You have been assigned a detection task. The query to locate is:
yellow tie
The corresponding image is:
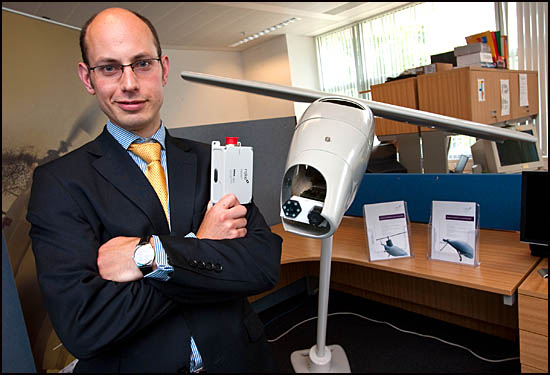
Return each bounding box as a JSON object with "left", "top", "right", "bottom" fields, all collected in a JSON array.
[{"left": 128, "top": 142, "right": 169, "bottom": 221}]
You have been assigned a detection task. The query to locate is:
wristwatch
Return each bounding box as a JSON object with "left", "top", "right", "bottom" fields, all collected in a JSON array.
[{"left": 133, "top": 235, "right": 155, "bottom": 275}]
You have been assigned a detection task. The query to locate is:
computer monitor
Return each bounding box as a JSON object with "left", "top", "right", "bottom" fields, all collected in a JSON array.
[
  {"left": 520, "top": 171, "right": 549, "bottom": 256},
  {"left": 451, "top": 154, "right": 469, "bottom": 173},
  {"left": 470, "top": 124, "right": 544, "bottom": 173}
]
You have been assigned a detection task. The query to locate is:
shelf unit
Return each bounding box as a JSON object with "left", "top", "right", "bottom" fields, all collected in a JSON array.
[
  {"left": 370, "top": 67, "right": 539, "bottom": 136},
  {"left": 417, "top": 67, "right": 539, "bottom": 125},
  {"left": 369, "top": 67, "right": 539, "bottom": 173}
]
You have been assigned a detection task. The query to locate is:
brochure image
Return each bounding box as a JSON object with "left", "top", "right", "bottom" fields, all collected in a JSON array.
[
  {"left": 430, "top": 201, "right": 478, "bottom": 265},
  {"left": 363, "top": 201, "right": 412, "bottom": 261}
]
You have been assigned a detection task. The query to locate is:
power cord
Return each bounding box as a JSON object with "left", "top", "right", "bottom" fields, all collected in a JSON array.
[{"left": 266, "top": 310, "right": 519, "bottom": 363}]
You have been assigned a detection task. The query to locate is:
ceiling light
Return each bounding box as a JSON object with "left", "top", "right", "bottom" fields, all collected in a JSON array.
[{"left": 229, "top": 17, "right": 301, "bottom": 47}]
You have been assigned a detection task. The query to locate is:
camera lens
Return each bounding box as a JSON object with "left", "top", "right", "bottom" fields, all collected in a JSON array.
[
  {"left": 282, "top": 199, "right": 301, "bottom": 218},
  {"left": 307, "top": 206, "right": 325, "bottom": 227}
]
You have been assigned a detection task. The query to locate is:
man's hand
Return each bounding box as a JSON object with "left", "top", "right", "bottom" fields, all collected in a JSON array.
[
  {"left": 97, "top": 236, "right": 147, "bottom": 282},
  {"left": 196, "top": 193, "right": 247, "bottom": 240}
]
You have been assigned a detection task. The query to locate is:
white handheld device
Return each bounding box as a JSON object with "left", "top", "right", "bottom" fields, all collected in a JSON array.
[{"left": 211, "top": 137, "right": 253, "bottom": 204}]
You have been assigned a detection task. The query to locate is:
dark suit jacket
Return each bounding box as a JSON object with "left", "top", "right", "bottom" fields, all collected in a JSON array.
[{"left": 26, "top": 127, "right": 282, "bottom": 373}]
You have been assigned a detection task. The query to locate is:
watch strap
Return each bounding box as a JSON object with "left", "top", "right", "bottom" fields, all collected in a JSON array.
[
  {"left": 138, "top": 264, "right": 153, "bottom": 276},
  {"left": 138, "top": 235, "right": 152, "bottom": 246}
]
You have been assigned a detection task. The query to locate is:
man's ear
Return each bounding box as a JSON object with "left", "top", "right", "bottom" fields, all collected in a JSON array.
[
  {"left": 78, "top": 62, "right": 96, "bottom": 95},
  {"left": 161, "top": 55, "right": 170, "bottom": 87}
]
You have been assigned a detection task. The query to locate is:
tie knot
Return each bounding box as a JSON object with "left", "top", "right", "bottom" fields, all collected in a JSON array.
[{"left": 129, "top": 142, "right": 162, "bottom": 164}]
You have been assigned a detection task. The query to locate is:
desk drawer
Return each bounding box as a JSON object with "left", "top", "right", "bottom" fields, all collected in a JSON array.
[
  {"left": 522, "top": 363, "right": 547, "bottom": 373},
  {"left": 520, "top": 329, "right": 548, "bottom": 371},
  {"left": 519, "top": 294, "right": 548, "bottom": 336}
]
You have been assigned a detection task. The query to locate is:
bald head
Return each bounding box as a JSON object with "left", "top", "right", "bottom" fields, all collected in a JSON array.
[{"left": 79, "top": 8, "right": 162, "bottom": 66}]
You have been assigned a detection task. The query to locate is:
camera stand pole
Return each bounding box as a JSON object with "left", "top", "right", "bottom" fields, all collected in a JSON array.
[{"left": 290, "top": 235, "right": 351, "bottom": 373}]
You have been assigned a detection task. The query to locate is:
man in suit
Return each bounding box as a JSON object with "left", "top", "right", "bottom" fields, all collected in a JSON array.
[{"left": 26, "top": 7, "right": 282, "bottom": 373}]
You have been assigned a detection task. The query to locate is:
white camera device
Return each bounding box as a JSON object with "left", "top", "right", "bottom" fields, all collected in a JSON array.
[
  {"left": 211, "top": 137, "right": 253, "bottom": 204},
  {"left": 280, "top": 97, "right": 375, "bottom": 239},
  {"left": 281, "top": 195, "right": 326, "bottom": 228}
]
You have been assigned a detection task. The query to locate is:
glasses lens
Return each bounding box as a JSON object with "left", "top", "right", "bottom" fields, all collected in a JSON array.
[
  {"left": 98, "top": 65, "right": 121, "bottom": 77},
  {"left": 133, "top": 59, "right": 155, "bottom": 73}
]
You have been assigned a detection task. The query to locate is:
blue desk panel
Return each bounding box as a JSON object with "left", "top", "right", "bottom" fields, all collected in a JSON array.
[{"left": 346, "top": 174, "right": 521, "bottom": 231}]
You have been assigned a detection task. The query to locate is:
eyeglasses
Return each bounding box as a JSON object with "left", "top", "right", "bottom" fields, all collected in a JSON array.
[{"left": 88, "top": 58, "right": 161, "bottom": 79}]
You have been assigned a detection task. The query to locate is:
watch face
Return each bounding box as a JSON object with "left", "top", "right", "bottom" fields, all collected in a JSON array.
[{"left": 134, "top": 244, "right": 155, "bottom": 266}]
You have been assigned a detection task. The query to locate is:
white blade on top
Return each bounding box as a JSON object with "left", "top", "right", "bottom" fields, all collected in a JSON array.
[{"left": 181, "top": 71, "right": 536, "bottom": 143}]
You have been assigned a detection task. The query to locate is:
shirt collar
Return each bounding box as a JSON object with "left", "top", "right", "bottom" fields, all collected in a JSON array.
[{"left": 106, "top": 119, "right": 166, "bottom": 150}]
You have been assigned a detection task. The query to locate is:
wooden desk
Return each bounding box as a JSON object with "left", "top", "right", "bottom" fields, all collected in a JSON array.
[{"left": 264, "top": 216, "right": 541, "bottom": 340}]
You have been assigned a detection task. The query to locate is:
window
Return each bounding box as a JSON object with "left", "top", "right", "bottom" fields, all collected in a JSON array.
[{"left": 315, "top": 2, "right": 497, "bottom": 159}]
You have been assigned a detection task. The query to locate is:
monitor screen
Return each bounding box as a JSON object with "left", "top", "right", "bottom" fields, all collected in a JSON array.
[
  {"left": 520, "top": 171, "right": 549, "bottom": 247},
  {"left": 496, "top": 129, "right": 539, "bottom": 166},
  {"left": 470, "top": 124, "right": 544, "bottom": 173},
  {"left": 454, "top": 154, "right": 469, "bottom": 173}
]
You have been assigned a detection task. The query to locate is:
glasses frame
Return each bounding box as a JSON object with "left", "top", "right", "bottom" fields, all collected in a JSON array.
[{"left": 88, "top": 57, "right": 162, "bottom": 78}]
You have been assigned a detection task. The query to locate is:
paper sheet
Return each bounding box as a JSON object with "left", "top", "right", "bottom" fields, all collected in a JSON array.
[
  {"left": 500, "top": 79, "right": 510, "bottom": 116},
  {"left": 519, "top": 73, "right": 529, "bottom": 107},
  {"left": 477, "top": 79, "right": 485, "bottom": 102}
]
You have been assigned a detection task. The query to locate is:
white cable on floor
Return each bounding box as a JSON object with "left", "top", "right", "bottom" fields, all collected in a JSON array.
[{"left": 267, "top": 311, "right": 520, "bottom": 363}]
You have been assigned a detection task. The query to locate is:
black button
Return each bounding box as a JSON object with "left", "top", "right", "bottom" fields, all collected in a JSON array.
[
  {"left": 205, "top": 262, "right": 213, "bottom": 271},
  {"left": 198, "top": 261, "right": 206, "bottom": 270},
  {"left": 214, "top": 263, "right": 223, "bottom": 272},
  {"left": 188, "top": 259, "right": 198, "bottom": 268}
]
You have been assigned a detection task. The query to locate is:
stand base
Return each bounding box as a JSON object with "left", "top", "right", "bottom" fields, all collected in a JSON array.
[{"left": 290, "top": 345, "right": 351, "bottom": 373}]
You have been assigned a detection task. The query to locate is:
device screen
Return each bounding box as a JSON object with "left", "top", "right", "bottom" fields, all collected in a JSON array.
[
  {"left": 520, "top": 171, "right": 549, "bottom": 246},
  {"left": 497, "top": 129, "right": 539, "bottom": 166}
]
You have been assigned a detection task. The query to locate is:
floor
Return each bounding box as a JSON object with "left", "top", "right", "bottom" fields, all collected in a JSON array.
[{"left": 258, "top": 289, "right": 521, "bottom": 373}]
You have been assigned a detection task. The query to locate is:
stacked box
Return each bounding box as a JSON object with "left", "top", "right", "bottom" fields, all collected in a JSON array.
[{"left": 455, "top": 43, "right": 495, "bottom": 68}]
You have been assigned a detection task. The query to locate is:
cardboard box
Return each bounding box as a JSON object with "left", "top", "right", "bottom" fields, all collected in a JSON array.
[
  {"left": 421, "top": 63, "right": 453, "bottom": 74},
  {"left": 454, "top": 43, "right": 491, "bottom": 57},
  {"left": 457, "top": 52, "right": 493, "bottom": 67}
]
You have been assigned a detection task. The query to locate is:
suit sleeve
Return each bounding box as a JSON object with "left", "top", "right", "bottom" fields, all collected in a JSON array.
[
  {"left": 153, "top": 200, "right": 283, "bottom": 304},
  {"left": 26, "top": 166, "right": 179, "bottom": 360}
]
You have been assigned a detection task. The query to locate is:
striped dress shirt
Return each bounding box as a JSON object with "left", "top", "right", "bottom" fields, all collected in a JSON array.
[{"left": 106, "top": 120, "right": 203, "bottom": 371}]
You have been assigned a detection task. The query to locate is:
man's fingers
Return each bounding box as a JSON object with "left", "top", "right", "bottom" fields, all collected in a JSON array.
[
  {"left": 232, "top": 227, "right": 247, "bottom": 239},
  {"left": 197, "top": 194, "right": 248, "bottom": 240},
  {"left": 233, "top": 218, "right": 247, "bottom": 229},
  {"left": 226, "top": 204, "right": 247, "bottom": 219},
  {"left": 218, "top": 193, "right": 240, "bottom": 208}
]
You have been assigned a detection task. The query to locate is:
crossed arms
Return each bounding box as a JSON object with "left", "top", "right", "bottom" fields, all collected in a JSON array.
[{"left": 27, "top": 165, "right": 282, "bottom": 359}]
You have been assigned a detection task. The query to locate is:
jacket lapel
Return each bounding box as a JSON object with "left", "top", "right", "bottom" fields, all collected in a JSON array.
[
  {"left": 89, "top": 128, "right": 170, "bottom": 234},
  {"left": 165, "top": 131, "right": 197, "bottom": 236}
]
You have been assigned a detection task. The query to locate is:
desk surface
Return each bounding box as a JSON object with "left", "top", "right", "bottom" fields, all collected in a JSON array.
[
  {"left": 271, "top": 216, "right": 540, "bottom": 296},
  {"left": 519, "top": 258, "right": 548, "bottom": 300}
]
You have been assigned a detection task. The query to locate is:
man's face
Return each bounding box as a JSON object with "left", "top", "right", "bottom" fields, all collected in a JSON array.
[{"left": 78, "top": 10, "right": 169, "bottom": 137}]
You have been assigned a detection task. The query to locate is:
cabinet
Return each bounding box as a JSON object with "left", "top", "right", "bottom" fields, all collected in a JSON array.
[
  {"left": 369, "top": 68, "right": 539, "bottom": 173},
  {"left": 518, "top": 257, "right": 548, "bottom": 373},
  {"left": 371, "top": 68, "right": 539, "bottom": 136},
  {"left": 416, "top": 67, "right": 538, "bottom": 125},
  {"left": 371, "top": 77, "right": 422, "bottom": 136}
]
